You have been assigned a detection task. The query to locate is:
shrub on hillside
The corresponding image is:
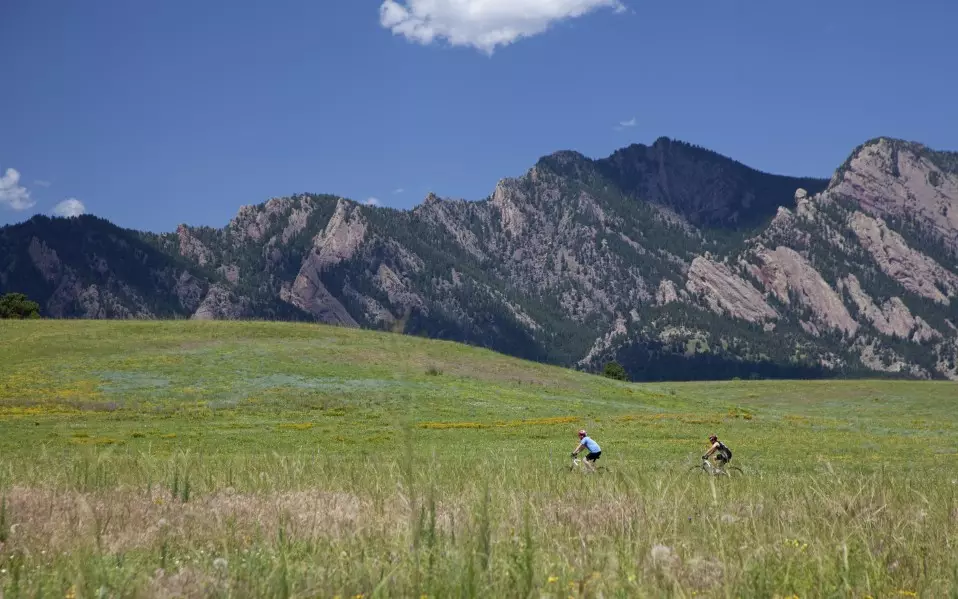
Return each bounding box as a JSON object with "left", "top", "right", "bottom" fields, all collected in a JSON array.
[
  {"left": 0, "top": 293, "right": 41, "bottom": 319},
  {"left": 602, "top": 361, "right": 628, "bottom": 381}
]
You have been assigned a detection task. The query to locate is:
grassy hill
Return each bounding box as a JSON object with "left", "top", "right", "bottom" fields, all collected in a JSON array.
[{"left": 1, "top": 320, "right": 956, "bottom": 597}]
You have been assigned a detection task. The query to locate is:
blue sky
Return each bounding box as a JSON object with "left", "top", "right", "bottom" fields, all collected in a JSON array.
[{"left": 2, "top": 0, "right": 957, "bottom": 231}]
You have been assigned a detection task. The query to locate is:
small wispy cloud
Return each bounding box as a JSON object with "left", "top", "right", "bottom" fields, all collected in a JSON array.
[
  {"left": 34, "top": 179, "right": 52, "bottom": 188},
  {"left": 0, "top": 167, "right": 35, "bottom": 211},
  {"left": 52, "top": 198, "right": 86, "bottom": 218},
  {"left": 393, "top": 188, "right": 405, "bottom": 194},
  {"left": 614, "top": 117, "right": 637, "bottom": 131},
  {"left": 364, "top": 197, "right": 381, "bottom": 206}
]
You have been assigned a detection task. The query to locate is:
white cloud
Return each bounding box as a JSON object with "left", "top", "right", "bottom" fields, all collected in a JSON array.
[
  {"left": 0, "top": 167, "right": 35, "bottom": 211},
  {"left": 614, "top": 117, "right": 636, "bottom": 131},
  {"left": 52, "top": 198, "right": 86, "bottom": 218},
  {"left": 364, "top": 197, "right": 381, "bottom": 206},
  {"left": 379, "top": 0, "right": 625, "bottom": 54},
  {"left": 393, "top": 188, "right": 405, "bottom": 194},
  {"left": 34, "top": 179, "right": 52, "bottom": 188}
]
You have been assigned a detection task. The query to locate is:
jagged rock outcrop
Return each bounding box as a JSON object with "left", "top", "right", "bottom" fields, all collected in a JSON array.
[
  {"left": 281, "top": 199, "right": 365, "bottom": 326},
  {"left": 376, "top": 264, "right": 425, "bottom": 315},
  {"left": 344, "top": 283, "right": 396, "bottom": 327},
  {"left": 176, "top": 225, "right": 212, "bottom": 266},
  {"left": 580, "top": 316, "right": 628, "bottom": 366},
  {"left": 857, "top": 340, "right": 930, "bottom": 379},
  {"left": 686, "top": 257, "right": 777, "bottom": 323},
  {"left": 751, "top": 246, "right": 858, "bottom": 335},
  {"left": 656, "top": 279, "right": 679, "bottom": 305},
  {"left": 491, "top": 178, "right": 529, "bottom": 238},
  {"left": 314, "top": 200, "right": 367, "bottom": 271},
  {"left": 192, "top": 284, "right": 249, "bottom": 320},
  {"left": 229, "top": 198, "right": 290, "bottom": 242},
  {"left": 839, "top": 275, "right": 939, "bottom": 341},
  {"left": 849, "top": 211, "right": 958, "bottom": 304},
  {"left": 415, "top": 196, "right": 486, "bottom": 259}
]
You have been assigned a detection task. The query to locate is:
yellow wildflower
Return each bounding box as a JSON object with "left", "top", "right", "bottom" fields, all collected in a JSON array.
[{"left": 548, "top": 576, "right": 559, "bottom": 583}]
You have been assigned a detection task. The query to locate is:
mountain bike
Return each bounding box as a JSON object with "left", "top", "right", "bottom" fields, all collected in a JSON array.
[
  {"left": 569, "top": 455, "right": 608, "bottom": 473},
  {"left": 688, "top": 457, "right": 743, "bottom": 477}
]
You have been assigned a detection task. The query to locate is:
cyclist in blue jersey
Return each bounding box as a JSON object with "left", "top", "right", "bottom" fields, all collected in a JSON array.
[{"left": 572, "top": 429, "right": 602, "bottom": 471}]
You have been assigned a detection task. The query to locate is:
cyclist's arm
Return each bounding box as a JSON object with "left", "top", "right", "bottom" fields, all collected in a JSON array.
[
  {"left": 703, "top": 442, "right": 719, "bottom": 457},
  {"left": 572, "top": 442, "right": 585, "bottom": 455}
]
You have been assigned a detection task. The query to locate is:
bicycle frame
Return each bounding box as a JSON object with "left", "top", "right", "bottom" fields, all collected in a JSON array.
[
  {"left": 698, "top": 457, "right": 728, "bottom": 476},
  {"left": 569, "top": 455, "right": 601, "bottom": 472}
]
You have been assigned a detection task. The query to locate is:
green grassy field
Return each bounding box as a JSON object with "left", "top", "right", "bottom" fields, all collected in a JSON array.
[{"left": 0, "top": 320, "right": 956, "bottom": 598}]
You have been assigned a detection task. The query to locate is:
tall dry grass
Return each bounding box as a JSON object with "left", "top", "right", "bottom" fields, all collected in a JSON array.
[{"left": 1, "top": 447, "right": 956, "bottom": 598}]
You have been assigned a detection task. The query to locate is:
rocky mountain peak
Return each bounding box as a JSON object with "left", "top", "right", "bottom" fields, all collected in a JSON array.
[{"left": 831, "top": 138, "right": 958, "bottom": 250}]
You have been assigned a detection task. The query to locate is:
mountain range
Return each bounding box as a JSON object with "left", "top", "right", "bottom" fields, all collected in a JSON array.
[{"left": 2, "top": 136, "right": 957, "bottom": 381}]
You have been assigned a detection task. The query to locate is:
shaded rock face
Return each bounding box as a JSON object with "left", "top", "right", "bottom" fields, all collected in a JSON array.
[
  {"left": 287, "top": 253, "right": 358, "bottom": 326},
  {"left": 596, "top": 137, "right": 830, "bottom": 229},
  {"left": 28, "top": 237, "right": 62, "bottom": 282},
  {"left": 937, "top": 338, "right": 958, "bottom": 381},
  {"left": 27, "top": 237, "right": 144, "bottom": 318},
  {"left": 4, "top": 136, "right": 958, "bottom": 380},
  {"left": 174, "top": 271, "right": 205, "bottom": 312}
]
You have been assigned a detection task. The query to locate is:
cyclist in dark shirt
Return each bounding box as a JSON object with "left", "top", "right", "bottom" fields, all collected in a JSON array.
[{"left": 703, "top": 434, "right": 732, "bottom": 466}]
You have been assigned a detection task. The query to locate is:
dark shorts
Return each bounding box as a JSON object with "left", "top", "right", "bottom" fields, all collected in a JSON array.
[
  {"left": 716, "top": 452, "right": 731, "bottom": 463},
  {"left": 585, "top": 451, "right": 601, "bottom": 461}
]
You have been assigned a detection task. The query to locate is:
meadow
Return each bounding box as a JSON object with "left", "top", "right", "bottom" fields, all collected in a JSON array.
[{"left": 0, "top": 320, "right": 956, "bottom": 598}]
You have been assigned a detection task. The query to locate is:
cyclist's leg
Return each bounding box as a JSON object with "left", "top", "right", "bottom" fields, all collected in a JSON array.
[
  {"left": 715, "top": 454, "right": 730, "bottom": 473},
  {"left": 584, "top": 452, "right": 600, "bottom": 472}
]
